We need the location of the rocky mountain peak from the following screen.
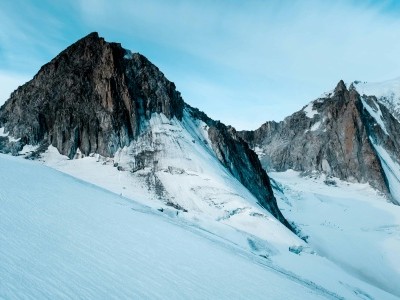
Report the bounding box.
[71,31,103,47]
[0,33,293,231]
[240,81,400,204]
[333,79,347,95]
[0,33,184,158]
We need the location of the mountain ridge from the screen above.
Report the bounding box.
[240,80,400,203]
[0,32,292,229]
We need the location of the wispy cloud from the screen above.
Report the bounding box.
[2,1,400,129]
[0,1,81,72]
[76,0,400,128]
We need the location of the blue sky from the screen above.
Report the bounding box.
[1,0,400,129]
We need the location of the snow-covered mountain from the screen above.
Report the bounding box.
[353,78,400,122]
[2,142,400,299]
[1,33,400,299]
[0,32,290,229]
[240,80,400,204]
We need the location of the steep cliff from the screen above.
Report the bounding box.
[0,32,291,229]
[240,81,400,203]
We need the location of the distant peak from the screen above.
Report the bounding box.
[72,32,105,48]
[84,31,100,39]
[334,80,348,95]
[334,80,347,95]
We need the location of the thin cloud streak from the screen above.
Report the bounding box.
[1,1,400,129]
[77,0,400,128]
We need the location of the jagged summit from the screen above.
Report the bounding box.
[333,79,347,95]
[0,32,184,158]
[0,33,292,230]
[240,80,400,203]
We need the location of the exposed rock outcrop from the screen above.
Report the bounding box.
[0,32,292,230]
[240,81,400,203]
[189,106,292,228]
[0,32,184,158]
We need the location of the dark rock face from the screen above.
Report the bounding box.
[189,106,292,229]
[240,81,400,202]
[0,32,184,158]
[0,32,291,230]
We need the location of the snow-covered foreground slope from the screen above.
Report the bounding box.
[4,156,400,296]
[40,111,300,252]
[272,171,400,298]
[0,154,334,300]
[4,109,399,299]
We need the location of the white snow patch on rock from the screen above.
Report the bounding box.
[124,49,133,59]
[0,127,20,142]
[0,127,8,137]
[371,142,400,204]
[361,97,389,135]
[310,121,321,132]
[302,102,318,119]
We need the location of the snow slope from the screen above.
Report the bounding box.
[9,110,399,298]
[2,152,400,299]
[39,110,301,251]
[272,170,400,298]
[0,154,329,300]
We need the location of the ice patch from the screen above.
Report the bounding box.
[302,102,318,119]
[361,97,389,135]
[371,143,400,204]
[310,121,321,132]
[0,127,8,137]
[254,146,265,157]
[321,159,331,173]
[124,49,133,59]
[0,127,20,142]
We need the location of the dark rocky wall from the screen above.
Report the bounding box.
[240,81,400,202]
[0,32,184,158]
[0,32,292,230]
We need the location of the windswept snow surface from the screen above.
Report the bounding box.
[0,127,7,137]
[16,110,398,299]
[40,111,301,250]
[0,154,329,300]
[360,97,389,135]
[2,154,399,299]
[354,78,400,104]
[354,78,400,122]
[271,170,400,298]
